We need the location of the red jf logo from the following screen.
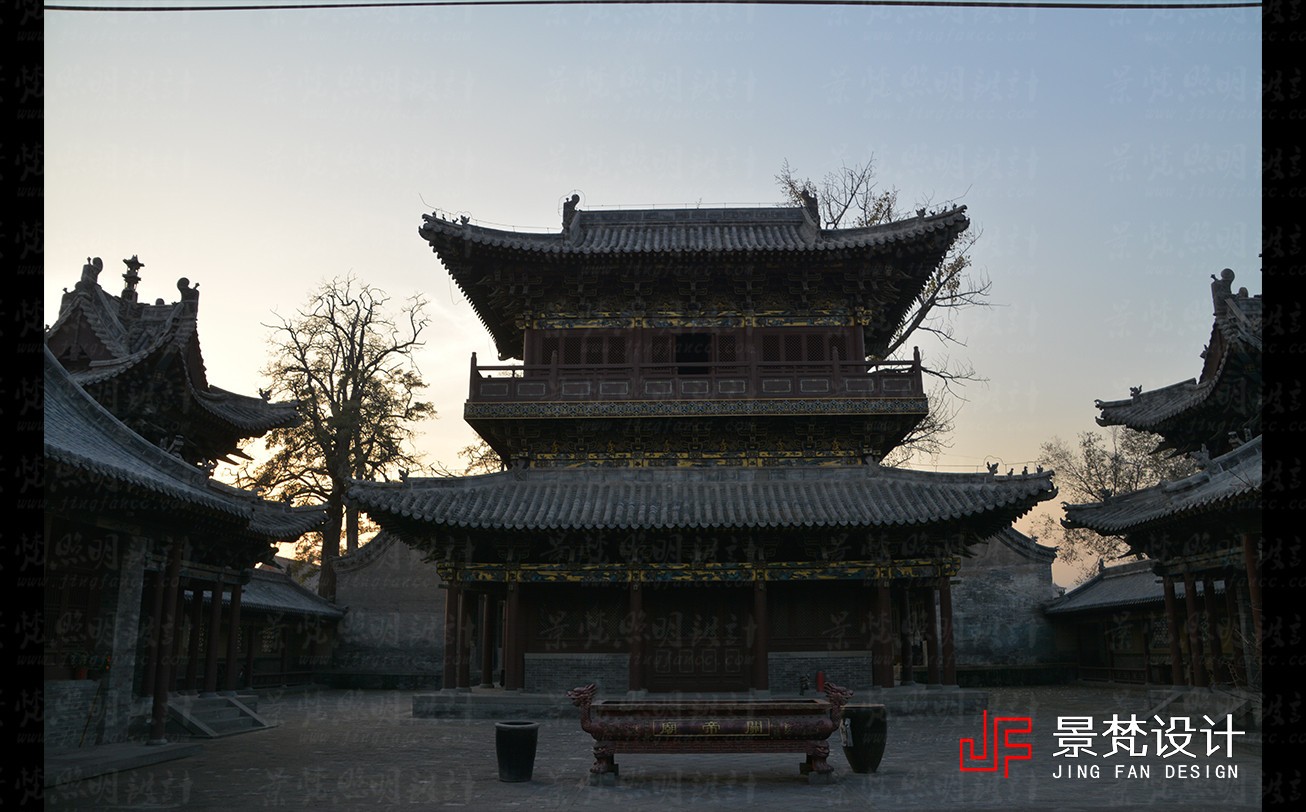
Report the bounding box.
[959,710,1033,777]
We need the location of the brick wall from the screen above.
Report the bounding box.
[952,533,1060,666]
[332,534,444,680]
[524,653,629,695]
[768,651,875,693]
[45,680,103,751]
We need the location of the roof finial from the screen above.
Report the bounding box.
[121,255,143,303]
[80,257,103,288]
[177,277,200,307]
[1211,268,1234,314]
[799,189,819,226]
[562,193,581,233]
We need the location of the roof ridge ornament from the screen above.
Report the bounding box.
[79,256,103,290]
[177,277,200,306]
[562,192,582,236]
[799,189,819,227]
[1210,268,1235,315]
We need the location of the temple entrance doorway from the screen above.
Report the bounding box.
[643,585,751,693]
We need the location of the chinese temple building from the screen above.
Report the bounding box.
[44,260,326,754]
[1061,269,1262,691]
[348,199,1056,695]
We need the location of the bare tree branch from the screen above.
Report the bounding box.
[1035,426,1199,581]
[778,156,988,460]
[231,274,436,600]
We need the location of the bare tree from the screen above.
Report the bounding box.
[777,158,991,463]
[457,440,505,475]
[1034,426,1198,580]
[235,275,435,600]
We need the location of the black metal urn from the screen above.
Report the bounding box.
[840,704,887,773]
[495,721,540,782]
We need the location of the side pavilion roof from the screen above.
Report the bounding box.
[1092,269,1261,456]
[1043,558,1219,615]
[45,346,324,551]
[1060,434,1260,538]
[45,258,300,461]
[347,463,1054,545]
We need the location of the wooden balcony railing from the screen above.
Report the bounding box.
[467,352,924,403]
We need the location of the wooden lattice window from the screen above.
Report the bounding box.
[650,335,674,371]
[562,336,584,366]
[717,334,737,363]
[829,335,848,362]
[784,334,804,363]
[609,336,627,364]
[539,336,560,365]
[262,626,281,654]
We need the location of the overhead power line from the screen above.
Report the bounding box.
[44,0,1264,12]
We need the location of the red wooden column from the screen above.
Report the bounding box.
[442,582,460,690]
[1141,618,1153,684]
[141,571,165,697]
[1182,570,1208,688]
[897,587,915,685]
[924,583,941,686]
[242,622,257,691]
[628,581,646,693]
[203,581,224,693]
[223,583,243,692]
[165,568,188,692]
[752,579,770,693]
[504,582,523,690]
[1202,575,1223,683]
[457,588,475,690]
[874,581,894,689]
[184,579,204,690]
[479,594,496,687]
[1242,532,1261,669]
[1224,575,1247,685]
[148,539,183,745]
[938,576,957,686]
[1162,574,1186,685]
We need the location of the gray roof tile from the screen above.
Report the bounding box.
[49,270,299,434]
[420,204,969,257]
[45,347,324,540]
[192,568,343,618]
[1045,559,1218,614]
[348,464,1054,533]
[1093,277,1260,445]
[1061,435,1261,535]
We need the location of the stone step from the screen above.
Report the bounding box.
[167,695,275,739]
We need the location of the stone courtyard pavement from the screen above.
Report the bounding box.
[44,685,1262,810]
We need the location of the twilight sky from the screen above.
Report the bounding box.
[44,1,1261,585]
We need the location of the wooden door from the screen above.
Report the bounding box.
[644,586,750,693]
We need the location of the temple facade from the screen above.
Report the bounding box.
[349,199,1056,695]
[1061,269,1262,692]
